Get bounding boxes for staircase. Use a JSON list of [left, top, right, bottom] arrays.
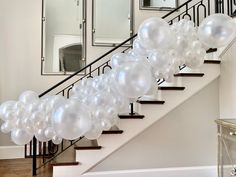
[[24, 0, 236, 176]]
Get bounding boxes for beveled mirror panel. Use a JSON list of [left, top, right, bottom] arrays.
[[41, 0, 86, 75], [92, 0, 134, 46], [140, 0, 178, 11]]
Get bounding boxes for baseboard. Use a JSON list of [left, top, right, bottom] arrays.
[[0, 146, 24, 159], [84, 166, 217, 177]]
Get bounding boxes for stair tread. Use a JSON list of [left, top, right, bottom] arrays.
[[119, 113, 145, 119], [174, 73, 204, 77], [51, 162, 79, 166], [74, 146, 102, 150], [102, 130, 124, 134], [158, 86, 185, 90], [137, 100, 165, 104], [206, 48, 217, 53], [204, 60, 221, 64]]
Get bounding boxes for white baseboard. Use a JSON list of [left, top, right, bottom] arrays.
[[84, 166, 217, 177], [0, 146, 24, 159]]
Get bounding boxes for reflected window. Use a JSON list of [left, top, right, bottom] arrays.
[[140, 0, 178, 11], [92, 0, 134, 46], [41, 0, 86, 74]]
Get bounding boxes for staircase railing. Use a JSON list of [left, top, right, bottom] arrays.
[[29, 0, 236, 175]]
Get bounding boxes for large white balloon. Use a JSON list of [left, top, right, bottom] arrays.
[[115, 61, 152, 99], [198, 14, 236, 48], [138, 17, 173, 49], [52, 100, 92, 140], [11, 129, 33, 145]]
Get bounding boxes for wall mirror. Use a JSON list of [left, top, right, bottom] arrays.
[[140, 0, 178, 11], [92, 0, 134, 46], [41, 0, 86, 75]]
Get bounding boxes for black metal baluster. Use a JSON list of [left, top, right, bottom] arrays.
[[208, 0, 211, 15], [32, 137, 37, 176]]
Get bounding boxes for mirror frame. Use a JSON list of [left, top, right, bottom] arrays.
[[41, 0, 87, 75], [92, 0, 134, 47], [139, 0, 178, 11]]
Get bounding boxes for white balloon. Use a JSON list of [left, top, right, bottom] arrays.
[[148, 50, 172, 72], [198, 14, 236, 48], [19, 91, 39, 105], [111, 53, 128, 69], [0, 101, 17, 120], [44, 127, 56, 139], [11, 129, 33, 145], [52, 100, 92, 140], [35, 128, 51, 142], [1, 121, 13, 134], [115, 61, 152, 99], [85, 121, 103, 140], [52, 136, 62, 145], [132, 39, 148, 57], [138, 17, 173, 50]]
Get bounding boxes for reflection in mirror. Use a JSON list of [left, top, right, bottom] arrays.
[[42, 0, 86, 74], [140, 0, 178, 11], [92, 0, 134, 46]]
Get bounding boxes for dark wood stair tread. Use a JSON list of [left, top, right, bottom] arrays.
[[174, 73, 204, 77], [74, 146, 102, 150], [204, 60, 221, 64], [158, 86, 185, 90], [51, 162, 79, 166], [206, 48, 217, 53], [119, 113, 145, 119], [137, 100, 165, 104], [102, 130, 124, 134]]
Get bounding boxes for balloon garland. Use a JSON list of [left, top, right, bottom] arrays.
[[0, 14, 235, 145]]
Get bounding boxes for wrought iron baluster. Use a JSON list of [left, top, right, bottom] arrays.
[[197, 2, 207, 26], [192, 5, 196, 24], [208, 0, 211, 15]]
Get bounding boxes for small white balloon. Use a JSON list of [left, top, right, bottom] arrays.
[[11, 129, 33, 145], [52, 136, 62, 145]]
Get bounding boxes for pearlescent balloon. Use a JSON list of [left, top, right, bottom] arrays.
[[132, 39, 148, 57], [52, 100, 92, 140], [1, 121, 13, 134], [198, 14, 236, 48], [19, 91, 39, 105], [52, 136, 62, 145], [44, 127, 56, 139], [115, 61, 152, 99], [35, 128, 51, 142], [148, 50, 172, 71], [0, 101, 17, 120], [11, 129, 33, 145], [111, 53, 128, 68], [138, 17, 173, 49], [85, 121, 103, 140]]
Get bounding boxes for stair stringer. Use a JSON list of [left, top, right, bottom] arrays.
[[52, 63, 220, 177]]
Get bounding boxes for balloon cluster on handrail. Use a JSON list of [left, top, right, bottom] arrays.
[[0, 14, 235, 145]]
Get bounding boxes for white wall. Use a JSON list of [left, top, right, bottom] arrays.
[[91, 79, 219, 171], [220, 39, 236, 118]]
